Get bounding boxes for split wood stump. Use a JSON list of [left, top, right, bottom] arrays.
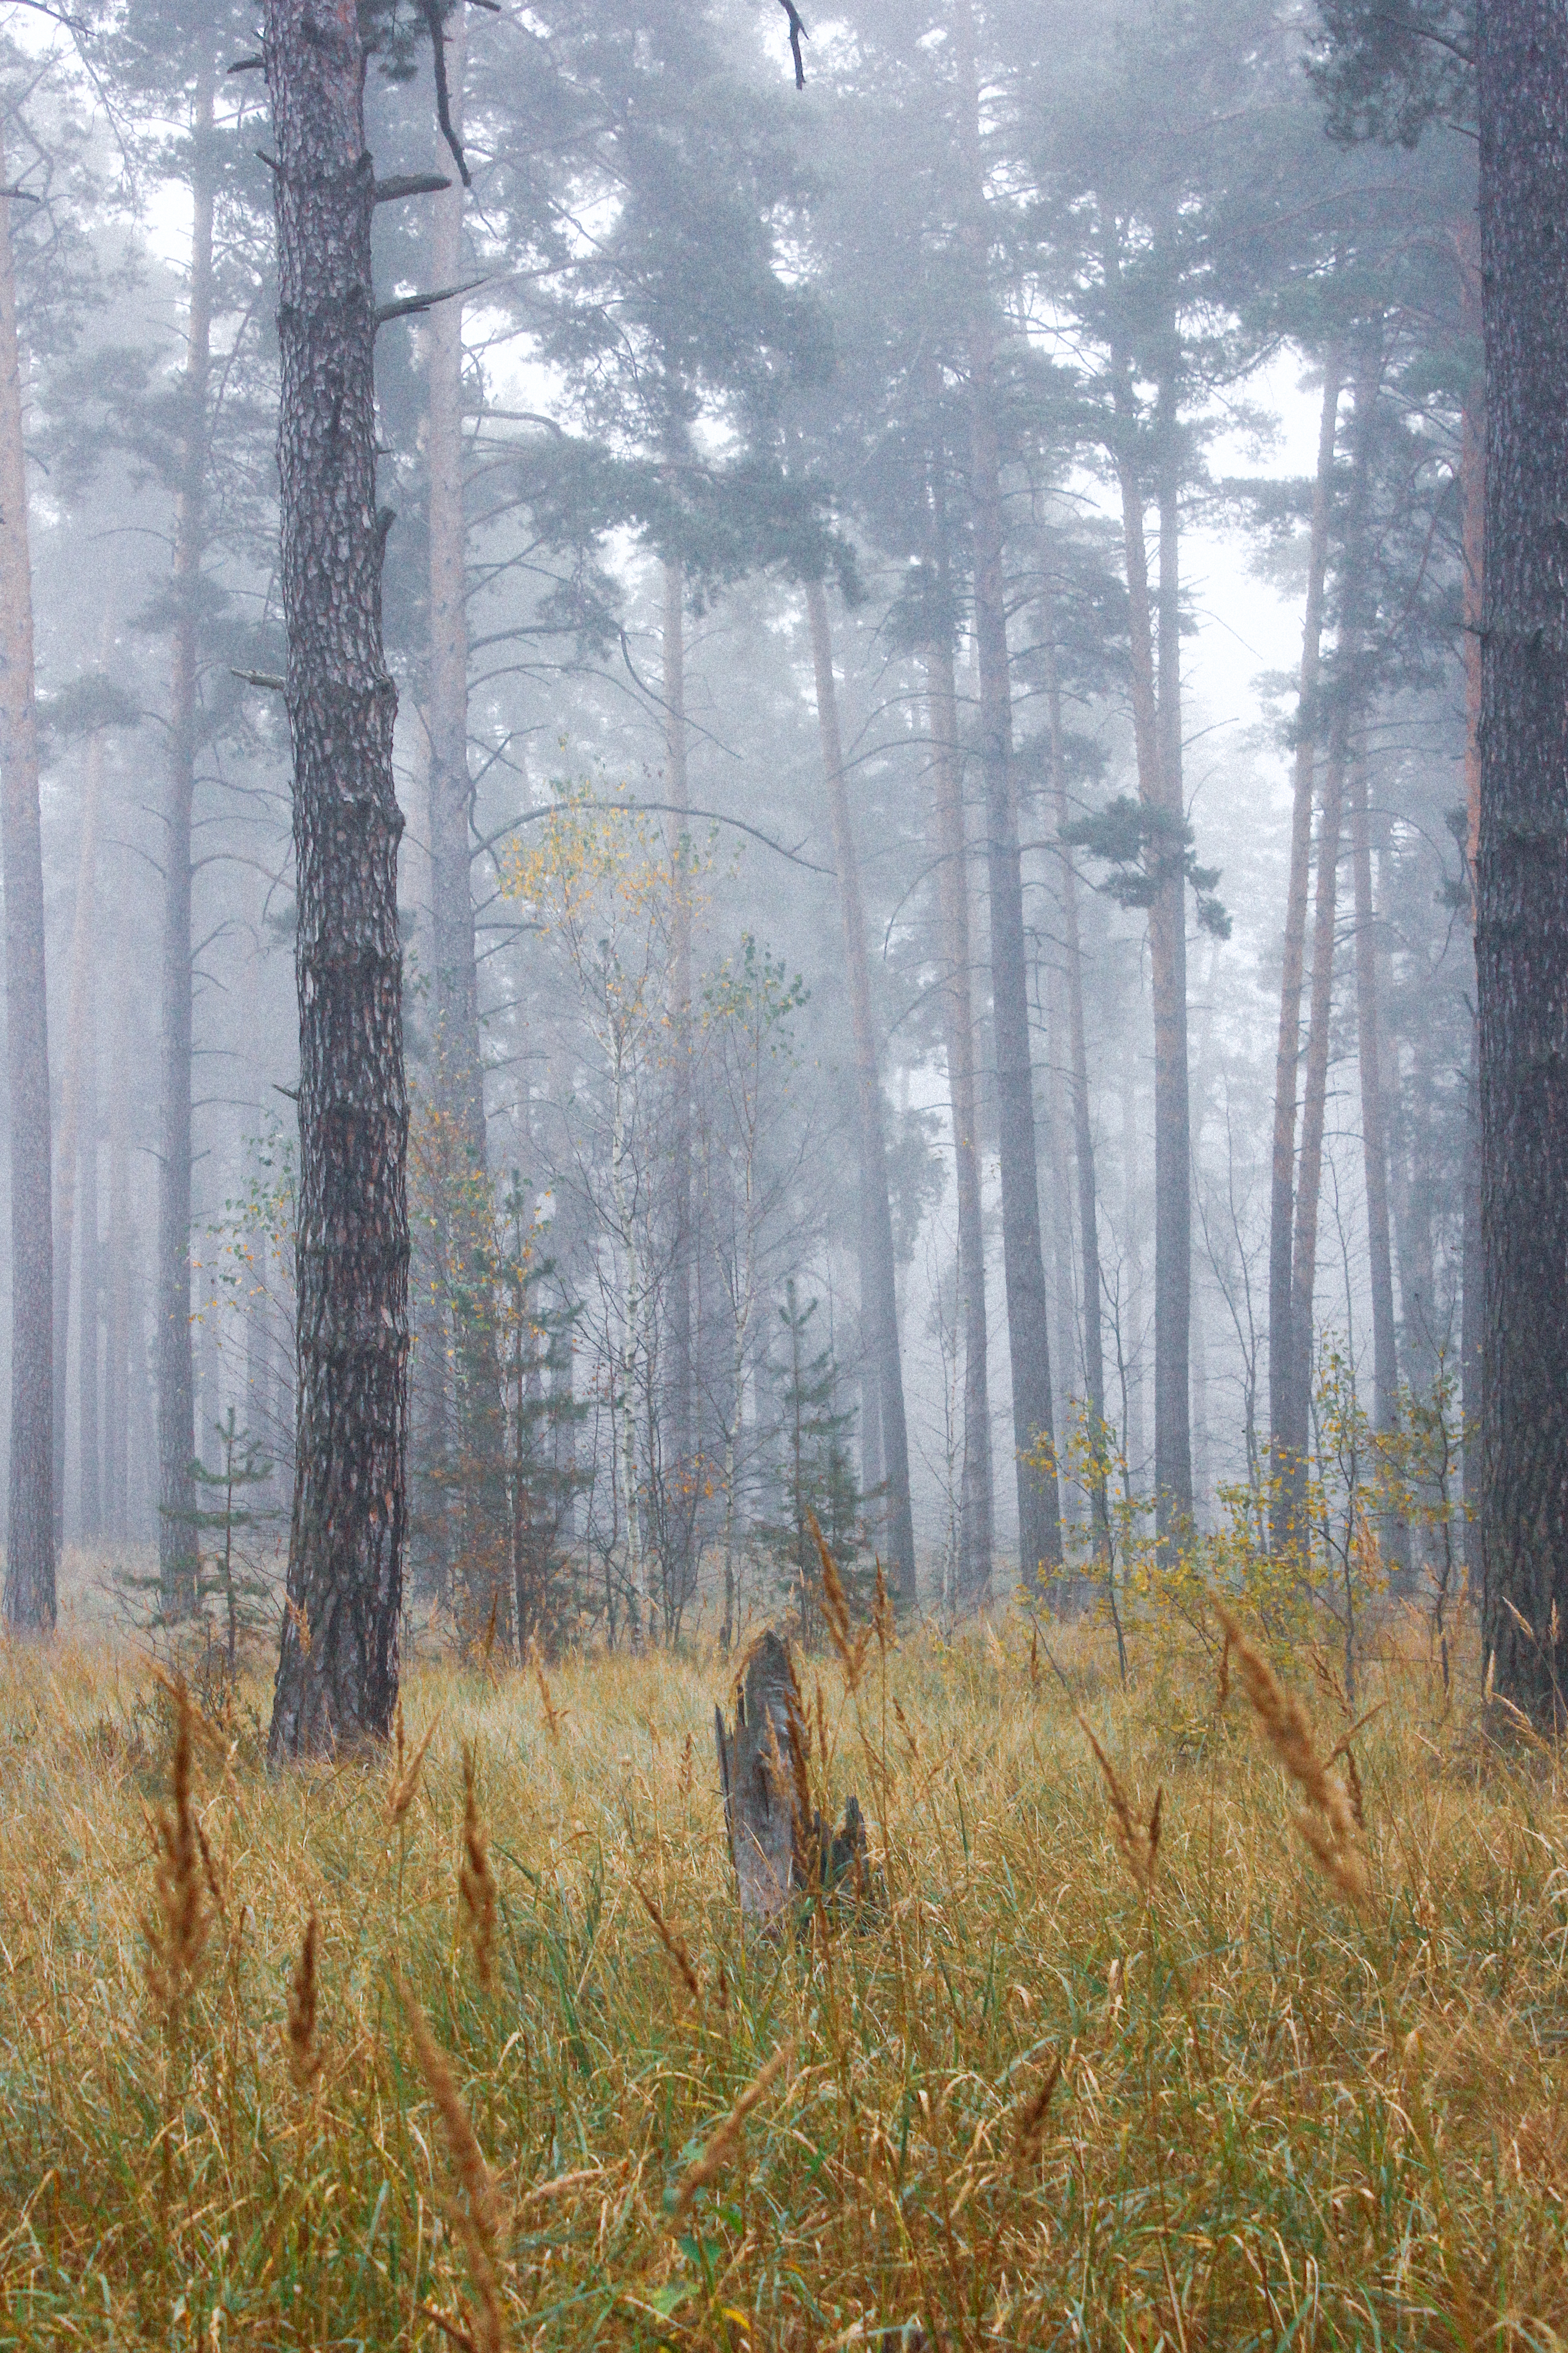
[[715, 1629, 869, 1921]]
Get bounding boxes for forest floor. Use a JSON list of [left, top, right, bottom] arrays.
[[0, 1598, 1563, 2350]]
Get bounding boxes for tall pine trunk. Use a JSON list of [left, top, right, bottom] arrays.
[[1268, 351, 1343, 1552], [926, 628, 993, 1599], [956, 8, 1059, 1585], [805, 579, 917, 1605], [662, 552, 696, 1623], [1042, 570, 1108, 1552], [157, 45, 214, 1619], [0, 134, 54, 1630], [266, 0, 409, 1755], [1476, 0, 1568, 1724], [424, 3, 504, 1633]]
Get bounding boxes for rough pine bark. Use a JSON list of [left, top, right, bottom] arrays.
[[0, 136, 53, 1630], [157, 45, 214, 1618], [1268, 351, 1343, 1553], [926, 627, 993, 1599], [805, 580, 917, 1606], [1457, 220, 1485, 1579], [1476, 0, 1568, 1725], [266, 0, 409, 1756]]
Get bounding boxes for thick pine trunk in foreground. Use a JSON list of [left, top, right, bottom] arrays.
[[1269, 352, 1342, 1554], [267, 0, 409, 1756], [158, 47, 214, 1620], [926, 630, 993, 1600], [806, 580, 917, 1606], [1477, 2, 1568, 1725], [0, 149, 53, 1630]]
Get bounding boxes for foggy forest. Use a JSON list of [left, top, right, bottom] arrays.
[[1, 0, 1568, 2344]]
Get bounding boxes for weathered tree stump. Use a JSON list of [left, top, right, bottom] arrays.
[[715, 1630, 870, 1921]]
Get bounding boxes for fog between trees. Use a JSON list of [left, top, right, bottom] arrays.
[[0, 1, 1513, 1710]]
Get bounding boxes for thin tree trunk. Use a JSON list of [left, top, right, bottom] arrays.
[[266, 0, 409, 1755], [156, 45, 214, 1620], [1286, 339, 1381, 1527], [806, 581, 917, 1603], [1269, 350, 1343, 1553], [1152, 353, 1194, 1546], [128, 1240, 155, 1544], [662, 552, 695, 1622], [1043, 569, 1109, 1552], [0, 129, 54, 1630], [1348, 746, 1410, 1583], [52, 712, 108, 1547], [956, 6, 1059, 1588], [926, 629, 993, 1599]]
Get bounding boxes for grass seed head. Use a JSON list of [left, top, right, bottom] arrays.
[[286, 1911, 323, 2092], [528, 1635, 566, 1740], [145, 1680, 211, 2032], [1213, 1601, 1369, 1906], [672, 2041, 793, 2218], [635, 1880, 701, 2005], [1077, 1712, 1161, 1893], [458, 1744, 498, 1992], [1013, 2055, 1062, 2170], [401, 1978, 505, 2352], [386, 1710, 438, 1826]]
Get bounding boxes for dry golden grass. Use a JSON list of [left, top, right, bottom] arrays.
[[0, 1607, 1566, 2347]]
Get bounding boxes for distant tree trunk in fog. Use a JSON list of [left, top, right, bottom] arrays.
[[157, 43, 215, 1620], [128, 1245, 155, 1541], [1477, 0, 1568, 1725], [1043, 570, 1109, 1554], [0, 145, 55, 1631], [424, 8, 504, 1632], [1348, 747, 1410, 1582], [1269, 349, 1342, 1555], [103, 917, 133, 1543], [52, 714, 107, 1547], [925, 628, 993, 1599], [1151, 351, 1194, 1546], [266, 0, 409, 1756], [805, 578, 917, 1607], [956, 4, 1060, 1590], [1285, 340, 1380, 1536], [662, 552, 696, 1617]]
